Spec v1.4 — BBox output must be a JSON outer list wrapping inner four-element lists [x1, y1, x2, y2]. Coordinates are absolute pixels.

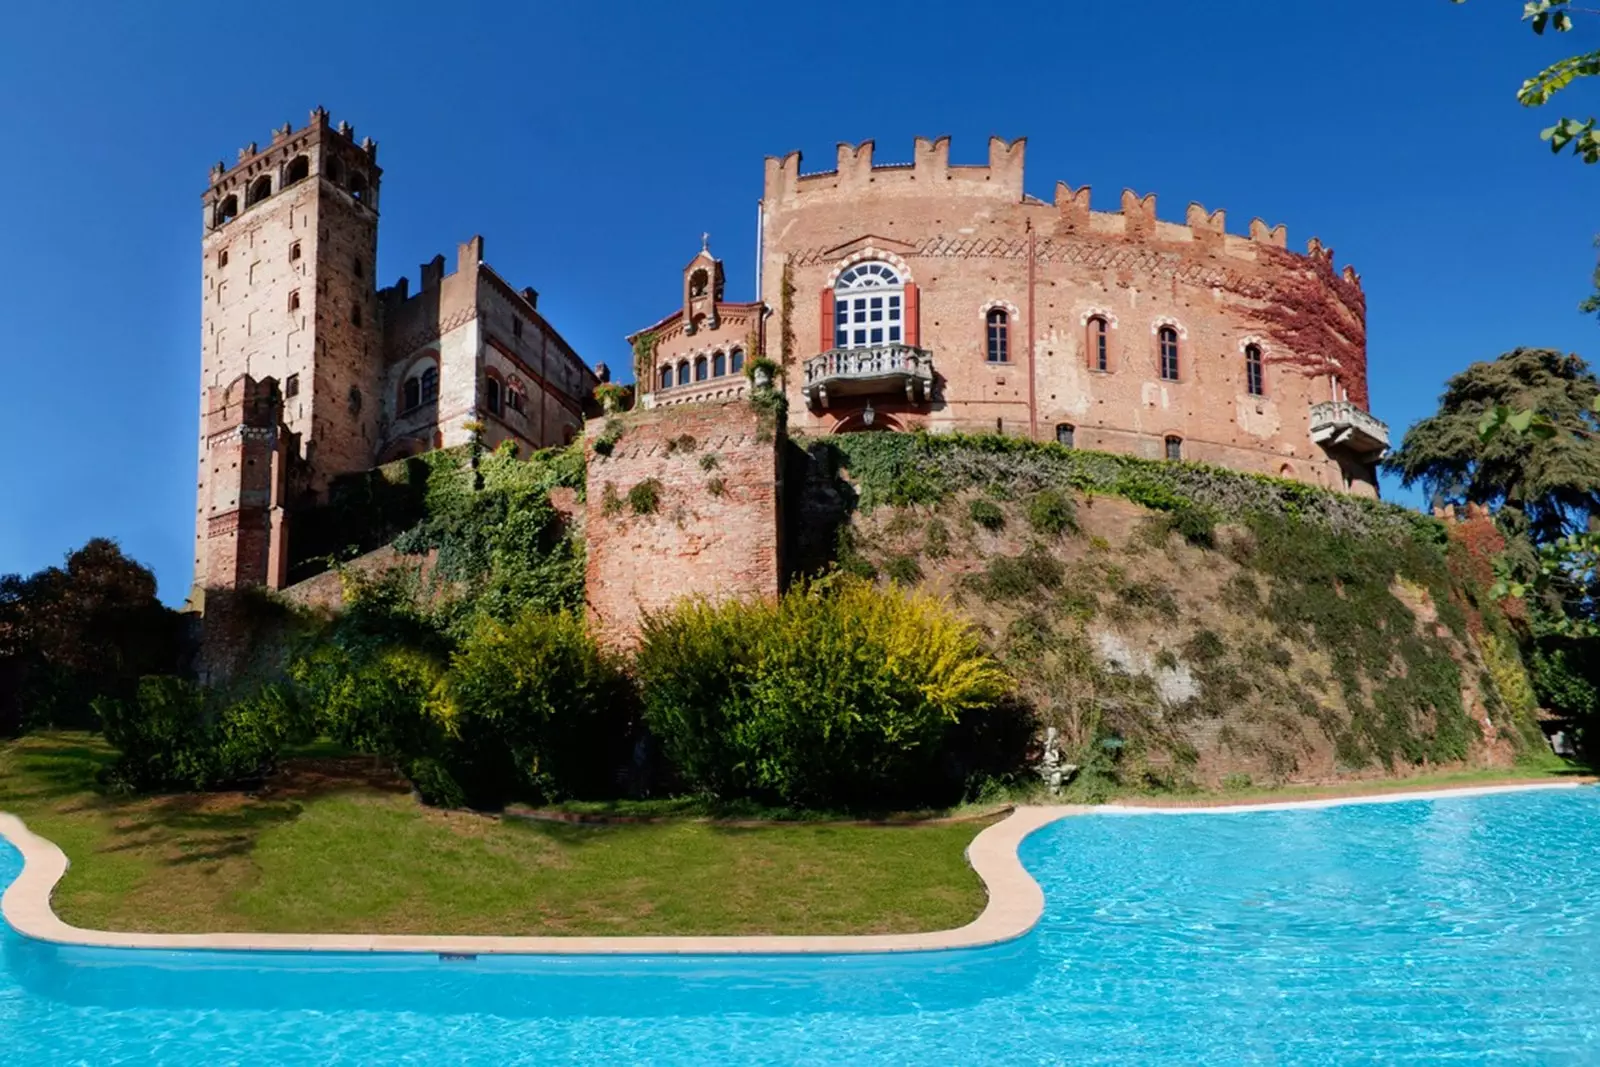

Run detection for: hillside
[[272, 428, 1550, 796]]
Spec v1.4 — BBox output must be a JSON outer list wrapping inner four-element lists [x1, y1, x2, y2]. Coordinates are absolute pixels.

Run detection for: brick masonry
[[584, 401, 782, 648]]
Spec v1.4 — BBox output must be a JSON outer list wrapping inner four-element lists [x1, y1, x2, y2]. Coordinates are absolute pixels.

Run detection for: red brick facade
[[583, 402, 782, 648], [759, 137, 1386, 495]]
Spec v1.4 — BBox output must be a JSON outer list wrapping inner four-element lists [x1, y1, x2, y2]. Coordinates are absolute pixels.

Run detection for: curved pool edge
[[0, 806, 1087, 956], [1, 781, 1589, 957]]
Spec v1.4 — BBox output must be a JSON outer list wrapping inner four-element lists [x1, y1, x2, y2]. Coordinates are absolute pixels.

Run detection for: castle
[[194, 114, 1389, 616]]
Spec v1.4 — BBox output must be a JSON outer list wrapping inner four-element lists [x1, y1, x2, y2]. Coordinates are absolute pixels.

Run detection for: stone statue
[[1038, 726, 1078, 795]]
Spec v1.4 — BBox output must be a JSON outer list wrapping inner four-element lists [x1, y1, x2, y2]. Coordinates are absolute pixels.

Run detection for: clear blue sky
[[0, 1, 1593, 603]]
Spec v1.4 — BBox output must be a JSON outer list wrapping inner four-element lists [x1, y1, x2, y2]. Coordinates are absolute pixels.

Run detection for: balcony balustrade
[[1309, 400, 1390, 457], [802, 344, 934, 409]]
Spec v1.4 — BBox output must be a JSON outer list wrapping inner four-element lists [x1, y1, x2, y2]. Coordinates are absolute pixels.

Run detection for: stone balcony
[[803, 344, 935, 409], [646, 375, 749, 409], [1309, 400, 1390, 457]]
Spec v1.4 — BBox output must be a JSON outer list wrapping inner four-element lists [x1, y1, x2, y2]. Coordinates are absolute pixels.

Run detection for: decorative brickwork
[[584, 401, 782, 648], [759, 136, 1383, 496]]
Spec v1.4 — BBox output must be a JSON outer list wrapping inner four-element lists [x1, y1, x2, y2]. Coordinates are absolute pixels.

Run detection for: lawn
[[0, 733, 991, 937]]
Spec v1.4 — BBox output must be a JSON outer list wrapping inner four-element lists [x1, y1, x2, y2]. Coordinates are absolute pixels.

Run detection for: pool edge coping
[[0, 780, 1588, 956]]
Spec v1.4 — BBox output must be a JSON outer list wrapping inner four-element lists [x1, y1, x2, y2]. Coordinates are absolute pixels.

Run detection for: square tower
[[195, 108, 383, 590]]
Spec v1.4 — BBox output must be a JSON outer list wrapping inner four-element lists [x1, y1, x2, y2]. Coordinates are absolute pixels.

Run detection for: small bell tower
[[681, 234, 725, 335]]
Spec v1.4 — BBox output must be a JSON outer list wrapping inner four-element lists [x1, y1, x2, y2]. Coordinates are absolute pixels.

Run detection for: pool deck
[[0, 780, 1590, 956]]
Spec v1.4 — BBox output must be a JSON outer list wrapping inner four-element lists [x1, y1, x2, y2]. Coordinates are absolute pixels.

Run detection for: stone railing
[[1309, 400, 1390, 455], [647, 375, 749, 409], [802, 344, 935, 407]]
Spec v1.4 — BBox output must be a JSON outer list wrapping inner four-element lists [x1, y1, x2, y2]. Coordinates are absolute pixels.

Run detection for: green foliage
[[1386, 349, 1600, 541], [439, 610, 628, 808], [698, 453, 720, 472], [1024, 489, 1077, 537], [628, 478, 663, 516], [964, 548, 1066, 602], [95, 676, 306, 792], [0, 538, 184, 736], [969, 498, 1006, 530], [665, 434, 698, 455], [630, 330, 659, 385], [592, 418, 625, 457], [807, 431, 1441, 542], [635, 579, 1014, 807], [885, 554, 924, 585], [594, 382, 631, 414], [706, 476, 727, 498], [1531, 639, 1600, 723], [923, 518, 952, 559], [1244, 514, 1482, 767]]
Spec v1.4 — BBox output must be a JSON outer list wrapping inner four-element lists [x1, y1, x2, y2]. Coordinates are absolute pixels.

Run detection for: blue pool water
[[3, 788, 1598, 1065]]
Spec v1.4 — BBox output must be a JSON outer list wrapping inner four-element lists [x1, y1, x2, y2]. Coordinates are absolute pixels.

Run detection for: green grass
[[0, 733, 990, 937]]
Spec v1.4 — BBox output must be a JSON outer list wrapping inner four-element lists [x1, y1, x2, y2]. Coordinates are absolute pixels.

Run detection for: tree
[[1385, 348, 1600, 541], [0, 538, 184, 735]]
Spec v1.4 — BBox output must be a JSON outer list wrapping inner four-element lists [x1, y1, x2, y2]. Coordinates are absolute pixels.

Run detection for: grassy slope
[[0, 733, 988, 937]]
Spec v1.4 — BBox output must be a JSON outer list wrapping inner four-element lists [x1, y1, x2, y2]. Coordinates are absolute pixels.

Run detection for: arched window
[[730, 347, 745, 374], [677, 361, 690, 387], [1158, 326, 1180, 381], [285, 155, 310, 185], [420, 365, 438, 403], [833, 262, 903, 349], [713, 351, 726, 377], [485, 375, 503, 416], [288, 290, 300, 312], [1056, 424, 1075, 448], [403, 377, 421, 412], [694, 355, 708, 381], [1164, 435, 1183, 461], [325, 157, 345, 186], [213, 195, 239, 227], [689, 269, 709, 298], [660, 365, 672, 391], [246, 175, 272, 207], [349, 172, 369, 203], [1245, 344, 1265, 397], [1088, 316, 1109, 372], [508, 380, 527, 414], [986, 308, 1009, 363]]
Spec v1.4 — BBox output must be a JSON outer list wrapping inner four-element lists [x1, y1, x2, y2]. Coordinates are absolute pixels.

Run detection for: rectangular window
[[285, 373, 299, 398], [1056, 424, 1074, 448], [1165, 436, 1183, 461], [218, 249, 229, 268], [289, 241, 301, 262], [288, 290, 300, 312], [512, 317, 523, 339], [889, 326, 901, 342], [870, 327, 883, 343]]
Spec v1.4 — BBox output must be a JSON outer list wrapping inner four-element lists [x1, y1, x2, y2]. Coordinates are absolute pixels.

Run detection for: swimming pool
[[3, 788, 1597, 1065]]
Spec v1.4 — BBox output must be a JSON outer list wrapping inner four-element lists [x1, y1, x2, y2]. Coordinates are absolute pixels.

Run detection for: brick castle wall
[[584, 401, 782, 648]]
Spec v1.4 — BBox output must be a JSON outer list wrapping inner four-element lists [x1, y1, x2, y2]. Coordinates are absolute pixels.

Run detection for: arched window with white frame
[[833, 262, 904, 349]]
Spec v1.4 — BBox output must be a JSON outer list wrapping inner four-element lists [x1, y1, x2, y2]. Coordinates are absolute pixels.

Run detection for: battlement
[[203, 374, 281, 440], [207, 107, 378, 188], [762, 135, 1360, 285]]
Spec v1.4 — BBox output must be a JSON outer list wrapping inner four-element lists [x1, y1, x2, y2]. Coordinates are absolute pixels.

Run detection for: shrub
[[969, 498, 1005, 530], [440, 610, 627, 808], [95, 676, 301, 792], [706, 476, 727, 497], [636, 579, 1012, 807], [885, 554, 923, 585], [924, 518, 952, 559], [1170, 506, 1217, 547], [1024, 489, 1077, 537], [965, 548, 1066, 601], [628, 478, 663, 515]]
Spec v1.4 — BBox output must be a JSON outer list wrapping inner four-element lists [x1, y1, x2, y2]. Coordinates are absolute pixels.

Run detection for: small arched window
[[834, 262, 903, 349], [325, 157, 345, 186], [508, 383, 527, 413], [1245, 344, 1265, 397], [1088, 316, 1109, 372], [660, 365, 672, 391], [677, 361, 690, 387], [694, 356, 708, 381], [986, 308, 1009, 363], [288, 290, 300, 313], [730, 347, 745, 374], [1158, 326, 1180, 381], [349, 172, 369, 203], [285, 155, 310, 185], [713, 351, 726, 377], [213, 195, 239, 227], [689, 269, 709, 298], [420, 365, 439, 404], [246, 175, 272, 207], [485, 376, 503, 416], [403, 377, 421, 412], [1164, 435, 1183, 461], [1056, 424, 1075, 448]]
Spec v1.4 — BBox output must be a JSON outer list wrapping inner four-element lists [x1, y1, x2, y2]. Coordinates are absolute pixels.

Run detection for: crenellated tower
[[194, 108, 383, 593]]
